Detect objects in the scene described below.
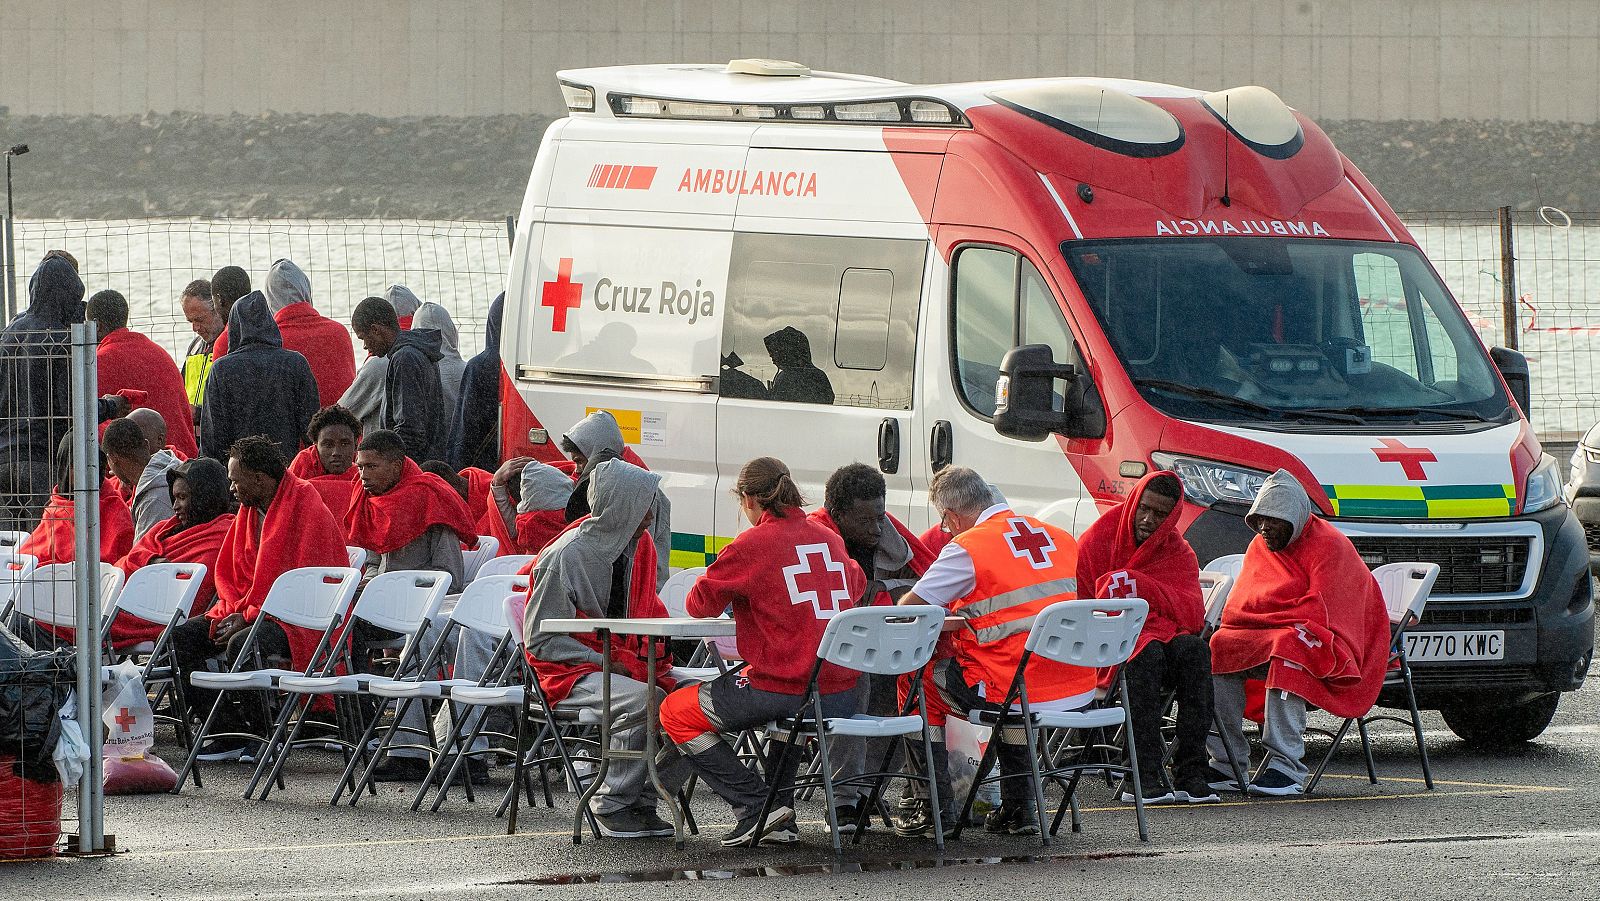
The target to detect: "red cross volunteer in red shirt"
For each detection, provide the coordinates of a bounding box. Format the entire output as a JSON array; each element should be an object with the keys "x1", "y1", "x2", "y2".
[{"x1": 892, "y1": 466, "x2": 1093, "y2": 838}]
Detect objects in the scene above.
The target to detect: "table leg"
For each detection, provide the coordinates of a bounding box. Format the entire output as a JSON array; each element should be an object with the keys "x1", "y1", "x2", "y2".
[
  {"x1": 572, "y1": 630, "x2": 613, "y2": 845},
  {"x1": 641, "y1": 636, "x2": 684, "y2": 848}
]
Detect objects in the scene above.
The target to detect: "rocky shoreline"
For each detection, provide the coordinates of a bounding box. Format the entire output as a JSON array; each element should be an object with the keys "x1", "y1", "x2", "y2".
[{"x1": 0, "y1": 111, "x2": 1594, "y2": 219}]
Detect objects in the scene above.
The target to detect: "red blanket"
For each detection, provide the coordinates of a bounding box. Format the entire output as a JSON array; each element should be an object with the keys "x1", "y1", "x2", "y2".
[
  {"x1": 22, "y1": 485, "x2": 134, "y2": 567},
  {"x1": 210, "y1": 472, "x2": 349, "y2": 670},
  {"x1": 111, "y1": 513, "x2": 234, "y2": 647},
  {"x1": 274, "y1": 304, "x2": 356, "y2": 408},
  {"x1": 289, "y1": 446, "x2": 360, "y2": 532},
  {"x1": 467, "y1": 463, "x2": 577, "y2": 557},
  {"x1": 808, "y1": 508, "x2": 936, "y2": 606},
  {"x1": 344, "y1": 458, "x2": 479, "y2": 554},
  {"x1": 212, "y1": 327, "x2": 228, "y2": 357},
  {"x1": 96, "y1": 328, "x2": 198, "y2": 457},
  {"x1": 1210, "y1": 516, "x2": 1391, "y2": 719}
]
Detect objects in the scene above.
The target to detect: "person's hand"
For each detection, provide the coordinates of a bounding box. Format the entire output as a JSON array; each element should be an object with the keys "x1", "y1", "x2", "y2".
[
  {"x1": 101, "y1": 394, "x2": 131, "y2": 418},
  {"x1": 492, "y1": 456, "x2": 535, "y2": 487},
  {"x1": 208, "y1": 613, "x2": 248, "y2": 644}
]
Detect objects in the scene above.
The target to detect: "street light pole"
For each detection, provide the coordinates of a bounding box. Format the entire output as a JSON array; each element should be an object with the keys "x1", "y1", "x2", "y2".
[{"x1": 4, "y1": 143, "x2": 29, "y2": 322}]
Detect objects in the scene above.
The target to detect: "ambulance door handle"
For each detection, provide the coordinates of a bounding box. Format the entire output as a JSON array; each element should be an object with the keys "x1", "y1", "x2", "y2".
[
  {"x1": 930, "y1": 420, "x2": 953, "y2": 472},
  {"x1": 878, "y1": 418, "x2": 901, "y2": 474}
]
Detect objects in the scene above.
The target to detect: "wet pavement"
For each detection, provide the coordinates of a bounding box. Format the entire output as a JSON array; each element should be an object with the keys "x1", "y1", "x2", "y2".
[{"x1": 7, "y1": 683, "x2": 1600, "y2": 900}]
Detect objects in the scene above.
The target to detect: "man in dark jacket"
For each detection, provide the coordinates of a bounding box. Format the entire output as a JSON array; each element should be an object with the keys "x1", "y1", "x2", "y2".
[
  {"x1": 198, "y1": 292, "x2": 320, "y2": 463},
  {"x1": 448, "y1": 291, "x2": 502, "y2": 470},
  {"x1": 351, "y1": 296, "x2": 446, "y2": 462}
]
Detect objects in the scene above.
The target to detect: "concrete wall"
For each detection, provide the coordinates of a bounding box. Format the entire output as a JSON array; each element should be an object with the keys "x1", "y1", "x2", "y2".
[{"x1": 2, "y1": 0, "x2": 1598, "y2": 121}]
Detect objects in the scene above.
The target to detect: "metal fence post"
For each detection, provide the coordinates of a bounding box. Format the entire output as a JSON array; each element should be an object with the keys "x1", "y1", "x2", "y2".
[
  {"x1": 2, "y1": 213, "x2": 14, "y2": 322},
  {"x1": 1497, "y1": 205, "x2": 1518, "y2": 350},
  {"x1": 69, "y1": 321, "x2": 104, "y2": 853}
]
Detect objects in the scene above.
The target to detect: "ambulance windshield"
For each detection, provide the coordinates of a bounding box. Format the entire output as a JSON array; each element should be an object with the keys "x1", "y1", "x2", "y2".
[{"x1": 1064, "y1": 238, "x2": 1514, "y2": 426}]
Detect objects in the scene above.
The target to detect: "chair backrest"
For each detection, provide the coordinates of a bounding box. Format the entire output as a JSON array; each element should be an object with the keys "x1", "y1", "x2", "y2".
[
  {"x1": 112, "y1": 562, "x2": 207, "y2": 626},
  {"x1": 461, "y1": 535, "x2": 500, "y2": 583},
  {"x1": 0, "y1": 530, "x2": 31, "y2": 553},
  {"x1": 474, "y1": 554, "x2": 537, "y2": 580},
  {"x1": 659, "y1": 566, "x2": 707, "y2": 618},
  {"x1": 815, "y1": 605, "x2": 944, "y2": 676},
  {"x1": 1025, "y1": 598, "x2": 1150, "y2": 668},
  {"x1": 351, "y1": 570, "x2": 453, "y2": 635},
  {"x1": 14, "y1": 562, "x2": 126, "y2": 628},
  {"x1": 450, "y1": 574, "x2": 530, "y2": 638},
  {"x1": 257, "y1": 566, "x2": 361, "y2": 631},
  {"x1": 1369, "y1": 562, "x2": 1439, "y2": 625},
  {"x1": 346, "y1": 546, "x2": 368, "y2": 571},
  {"x1": 1198, "y1": 570, "x2": 1234, "y2": 628}
]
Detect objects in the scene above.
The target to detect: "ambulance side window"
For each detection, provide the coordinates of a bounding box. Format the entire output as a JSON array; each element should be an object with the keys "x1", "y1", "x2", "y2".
[{"x1": 952, "y1": 247, "x2": 1018, "y2": 416}]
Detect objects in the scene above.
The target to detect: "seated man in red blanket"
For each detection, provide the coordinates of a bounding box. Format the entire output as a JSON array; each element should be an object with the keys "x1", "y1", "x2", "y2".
[
  {"x1": 168, "y1": 436, "x2": 348, "y2": 761},
  {"x1": 112, "y1": 458, "x2": 234, "y2": 648},
  {"x1": 1207, "y1": 469, "x2": 1390, "y2": 797},
  {"x1": 288, "y1": 405, "x2": 363, "y2": 527},
  {"x1": 1076, "y1": 471, "x2": 1214, "y2": 805},
  {"x1": 22, "y1": 430, "x2": 134, "y2": 568}
]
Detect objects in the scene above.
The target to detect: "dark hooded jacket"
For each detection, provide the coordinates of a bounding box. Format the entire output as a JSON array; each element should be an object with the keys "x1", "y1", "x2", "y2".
[
  {"x1": 0, "y1": 257, "x2": 87, "y2": 467},
  {"x1": 764, "y1": 326, "x2": 834, "y2": 404},
  {"x1": 198, "y1": 291, "x2": 321, "y2": 463},
  {"x1": 449, "y1": 292, "x2": 503, "y2": 470},
  {"x1": 384, "y1": 326, "x2": 448, "y2": 462}
]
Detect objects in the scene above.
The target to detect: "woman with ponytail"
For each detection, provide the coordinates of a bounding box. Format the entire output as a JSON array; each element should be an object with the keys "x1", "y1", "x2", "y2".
[{"x1": 659, "y1": 456, "x2": 866, "y2": 846}]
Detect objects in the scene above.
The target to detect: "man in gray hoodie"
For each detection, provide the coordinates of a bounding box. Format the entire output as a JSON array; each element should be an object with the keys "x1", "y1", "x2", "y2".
[
  {"x1": 101, "y1": 416, "x2": 181, "y2": 541},
  {"x1": 561, "y1": 411, "x2": 672, "y2": 590},
  {"x1": 413, "y1": 302, "x2": 466, "y2": 420},
  {"x1": 523, "y1": 459, "x2": 674, "y2": 839}
]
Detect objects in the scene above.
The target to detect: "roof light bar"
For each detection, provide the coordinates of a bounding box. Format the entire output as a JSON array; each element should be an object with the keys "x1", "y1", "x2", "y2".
[{"x1": 604, "y1": 93, "x2": 968, "y2": 127}]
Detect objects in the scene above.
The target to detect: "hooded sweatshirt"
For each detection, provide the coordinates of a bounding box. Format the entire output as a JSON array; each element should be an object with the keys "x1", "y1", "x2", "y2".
[
  {"x1": 763, "y1": 326, "x2": 834, "y2": 404},
  {"x1": 513, "y1": 460, "x2": 575, "y2": 555},
  {"x1": 198, "y1": 292, "x2": 321, "y2": 463},
  {"x1": 96, "y1": 327, "x2": 199, "y2": 458},
  {"x1": 266, "y1": 259, "x2": 356, "y2": 407},
  {"x1": 562, "y1": 410, "x2": 671, "y2": 588},
  {"x1": 523, "y1": 459, "x2": 669, "y2": 703},
  {"x1": 384, "y1": 327, "x2": 448, "y2": 462},
  {"x1": 413, "y1": 302, "x2": 466, "y2": 418},
  {"x1": 128, "y1": 448, "x2": 184, "y2": 541},
  {"x1": 449, "y1": 292, "x2": 503, "y2": 470},
  {"x1": 1210, "y1": 469, "x2": 1392, "y2": 719},
  {"x1": 383, "y1": 284, "x2": 421, "y2": 330},
  {"x1": 0, "y1": 257, "x2": 85, "y2": 470},
  {"x1": 339, "y1": 356, "x2": 388, "y2": 438}
]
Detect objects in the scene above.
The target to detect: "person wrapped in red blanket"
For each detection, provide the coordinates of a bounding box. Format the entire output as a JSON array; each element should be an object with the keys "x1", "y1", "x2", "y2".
[
  {"x1": 288, "y1": 405, "x2": 364, "y2": 529},
  {"x1": 1207, "y1": 468, "x2": 1390, "y2": 797},
  {"x1": 1076, "y1": 471, "x2": 1214, "y2": 805},
  {"x1": 166, "y1": 436, "x2": 348, "y2": 762},
  {"x1": 476, "y1": 456, "x2": 576, "y2": 557},
  {"x1": 112, "y1": 458, "x2": 234, "y2": 648},
  {"x1": 521, "y1": 458, "x2": 675, "y2": 839},
  {"x1": 88, "y1": 290, "x2": 199, "y2": 458}
]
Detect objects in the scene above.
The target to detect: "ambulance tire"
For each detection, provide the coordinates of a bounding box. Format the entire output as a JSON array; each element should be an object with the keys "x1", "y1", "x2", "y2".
[{"x1": 1439, "y1": 692, "x2": 1560, "y2": 747}]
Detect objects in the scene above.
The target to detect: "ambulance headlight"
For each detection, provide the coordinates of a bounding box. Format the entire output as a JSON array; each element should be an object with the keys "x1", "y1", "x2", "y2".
[
  {"x1": 1523, "y1": 454, "x2": 1564, "y2": 514},
  {"x1": 1150, "y1": 453, "x2": 1271, "y2": 507}
]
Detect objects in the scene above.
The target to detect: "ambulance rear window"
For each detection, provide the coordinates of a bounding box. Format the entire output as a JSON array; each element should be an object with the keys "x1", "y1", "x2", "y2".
[{"x1": 987, "y1": 84, "x2": 1184, "y2": 158}]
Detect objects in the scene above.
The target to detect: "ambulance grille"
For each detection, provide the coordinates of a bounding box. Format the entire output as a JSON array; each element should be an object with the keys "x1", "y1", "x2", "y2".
[
  {"x1": 1349, "y1": 536, "x2": 1530, "y2": 596},
  {"x1": 1583, "y1": 521, "x2": 1600, "y2": 553}
]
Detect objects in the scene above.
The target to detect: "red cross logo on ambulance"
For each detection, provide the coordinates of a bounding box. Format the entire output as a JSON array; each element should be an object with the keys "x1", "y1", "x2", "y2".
[
  {"x1": 541, "y1": 258, "x2": 583, "y2": 333},
  {"x1": 784, "y1": 543, "x2": 852, "y2": 620},
  {"x1": 1003, "y1": 518, "x2": 1056, "y2": 570}
]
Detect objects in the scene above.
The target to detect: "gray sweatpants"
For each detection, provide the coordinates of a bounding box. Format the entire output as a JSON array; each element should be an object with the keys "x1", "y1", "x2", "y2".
[
  {"x1": 1207, "y1": 671, "x2": 1309, "y2": 785},
  {"x1": 389, "y1": 615, "x2": 503, "y2": 759},
  {"x1": 557, "y1": 672, "x2": 663, "y2": 815}
]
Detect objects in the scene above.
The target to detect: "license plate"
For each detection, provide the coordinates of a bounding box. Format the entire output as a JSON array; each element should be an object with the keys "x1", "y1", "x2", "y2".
[{"x1": 1404, "y1": 630, "x2": 1505, "y2": 662}]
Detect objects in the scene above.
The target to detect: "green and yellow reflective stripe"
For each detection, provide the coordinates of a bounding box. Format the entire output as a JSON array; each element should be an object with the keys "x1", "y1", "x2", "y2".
[
  {"x1": 1322, "y1": 484, "x2": 1515, "y2": 519},
  {"x1": 668, "y1": 532, "x2": 736, "y2": 569}
]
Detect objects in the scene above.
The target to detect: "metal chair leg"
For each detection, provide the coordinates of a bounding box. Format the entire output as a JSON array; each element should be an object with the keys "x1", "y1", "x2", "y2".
[{"x1": 1356, "y1": 717, "x2": 1379, "y2": 784}]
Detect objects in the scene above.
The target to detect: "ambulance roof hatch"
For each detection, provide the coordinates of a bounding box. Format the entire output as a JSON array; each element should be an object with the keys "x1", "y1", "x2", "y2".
[
  {"x1": 986, "y1": 82, "x2": 1184, "y2": 158},
  {"x1": 1201, "y1": 86, "x2": 1304, "y2": 159},
  {"x1": 725, "y1": 58, "x2": 811, "y2": 77}
]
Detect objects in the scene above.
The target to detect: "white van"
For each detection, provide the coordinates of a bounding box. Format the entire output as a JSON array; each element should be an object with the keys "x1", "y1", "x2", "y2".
[{"x1": 500, "y1": 61, "x2": 1592, "y2": 742}]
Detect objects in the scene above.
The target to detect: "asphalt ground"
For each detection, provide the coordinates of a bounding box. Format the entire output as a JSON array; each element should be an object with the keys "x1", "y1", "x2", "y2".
[{"x1": 7, "y1": 683, "x2": 1600, "y2": 901}]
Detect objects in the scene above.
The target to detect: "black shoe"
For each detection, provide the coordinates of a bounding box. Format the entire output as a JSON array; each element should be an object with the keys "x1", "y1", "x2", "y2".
[
  {"x1": 195, "y1": 736, "x2": 259, "y2": 763},
  {"x1": 984, "y1": 802, "x2": 1041, "y2": 835},
  {"x1": 464, "y1": 757, "x2": 490, "y2": 786},
  {"x1": 1247, "y1": 768, "x2": 1304, "y2": 797},
  {"x1": 833, "y1": 800, "x2": 870, "y2": 835},
  {"x1": 721, "y1": 805, "x2": 795, "y2": 847},
  {"x1": 1205, "y1": 764, "x2": 1244, "y2": 792},
  {"x1": 369, "y1": 756, "x2": 432, "y2": 782},
  {"x1": 1174, "y1": 774, "x2": 1221, "y2": 803},
  {"x1": 894, "y1": 801, "x2": 958, "y2": 838},
  {"x1": 1118, "y1": 777, "x2": 1177, "y2": 805},
  {"x1": 596, "y1": 807, "x2": 676, "y2": 839}
]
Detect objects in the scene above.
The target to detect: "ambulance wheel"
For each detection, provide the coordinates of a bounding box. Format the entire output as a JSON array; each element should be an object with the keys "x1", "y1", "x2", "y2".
[{"x1": 1440, "y1": 692, "x2": 1559, "y2": 746}]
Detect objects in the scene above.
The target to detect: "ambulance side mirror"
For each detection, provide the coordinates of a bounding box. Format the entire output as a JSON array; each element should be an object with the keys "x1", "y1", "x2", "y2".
[
  {"x1": 1491, "y1": 346, "x2": 1531, "y2": 417},
  {"x1": 994, "y1": 343, "x2": 1092, "y2": 441}
]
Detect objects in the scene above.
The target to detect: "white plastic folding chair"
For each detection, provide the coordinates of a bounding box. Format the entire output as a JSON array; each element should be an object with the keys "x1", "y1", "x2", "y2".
[
  {"x1": 1305, "y1": 562, "x2": 1439, "y2": 793},
  {"x1": 955, "y1": 598, "x2": 1151, "y2": 846},
  {"x1": 101, "y1": 563, "x2": 207, "y2": 750},
  {"x1": 1200, "y1": 553, "x2": 1251, "y2": 790},
  {"x1": 754, "y1": 605, "x2": 947, "y2": 855},
  {"x1": 250, "y1": 569, "x2": 454, "y2": 800},
  {"x1": 173, "y1": 566, "x2": 360, "y2": 792},
  {"x1": 0, "y1": 552, "x2": 37, "y2": 626},
  {"x1": 1198, "y1": 569, "x2": 1235, "y2": 637},
  {"x1": 0, "y1": 530, "x2": 32, "y2": 554},
  {"x1": 11, "y1": 561, "x2": 126, "y2": 645},
  {"x1": 461, "y1": 535, "x2": 501, "y2": 584},
  {"x1": 656, "y1": 567, "x2": 725, "y2": 683},
  {"x1": 474, "y1": 554, "x2": 537, "y2": 580},
  {"x1": 346, "y1": 546, "x2": 368, "y2": 571}
]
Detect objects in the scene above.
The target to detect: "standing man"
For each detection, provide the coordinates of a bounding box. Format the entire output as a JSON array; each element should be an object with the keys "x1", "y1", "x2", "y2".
[
  {"x1": 208, "y1": 266, "x2": 252, "y2": 359},
  {"x1": 264, "y1": 259, "x2": 356, "y2": 407},
  {"x1": 180, "y1": 279, "x2": 221, "y2": 417},
  {"x1": 448, "y1": 292, "x2": 503, "y2": 471},
  {"x1": 199, "y1": 292, "x2": 320, "y2": 463},
  {"x1": 89, "y1": 289, "x2": 199, "y2": 458},
  {"x1": 1075, "y1": 471, "x2": 1215, "y2": 804},
  {"x1": 350, "y1": 296, "x2": 447, "y2": 462},
  {"x1": 895, "y1": 466, "x2": 1094, "y2": 836}
]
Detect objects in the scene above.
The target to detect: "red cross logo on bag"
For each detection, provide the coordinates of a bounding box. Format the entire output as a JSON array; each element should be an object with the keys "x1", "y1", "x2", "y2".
[
  {"x1": 1003, "y1": 518, "x2": 1056, "y2": 570},
  {"x1": 114, "y1": 707, "x2": 136, "y2": 733},
  {"x1": 783, "y1": 543, "x2": 852, "y2": 620}
]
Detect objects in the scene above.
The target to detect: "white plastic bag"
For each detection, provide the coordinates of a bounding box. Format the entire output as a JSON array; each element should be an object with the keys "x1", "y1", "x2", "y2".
[
  {"x1": 101, "y1": 661, "x2": 154, "y2": 759},
  {"x1": 946, "y1": 715, "x2": 1000, "y2": 807},
  {"x1": 52, "y1": 692, "x2": 88, "y2": 788}
]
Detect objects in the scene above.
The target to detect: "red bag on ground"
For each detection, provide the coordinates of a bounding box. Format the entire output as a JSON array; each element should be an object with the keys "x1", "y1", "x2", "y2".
[
  {"x1": 101, "y1": 661, "x2": 177, "y2": 794},
  {"x1": 0, "y1": 757, "x2": 62, "y2": 859},
  {"x1": 103, "y1": 753, "x2": 177, "y2": 795}
]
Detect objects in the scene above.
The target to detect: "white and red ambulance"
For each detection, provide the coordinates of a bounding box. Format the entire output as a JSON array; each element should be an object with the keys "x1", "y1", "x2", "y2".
[{"x1": 499, "y1": 60, "x2": 1591, "y2": 741}]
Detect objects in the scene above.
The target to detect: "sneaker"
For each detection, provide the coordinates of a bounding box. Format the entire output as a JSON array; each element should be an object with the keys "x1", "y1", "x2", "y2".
[
  {"x1": 984, "y1": 802, "x2": 1041, "y2": 835},
  {"x1": 893, "y1": 801, "x2": 959, "y2": 838},
  {"x1": 721, "y1": 805, "x2": 795, "y2": 847},
  {"x1": 1174, "y1": 774, "x2": 1221, "y2": 804},
  {"x1": 1205, "y1": 764, "x2": 1244, "y2": 792},
  {"x1": 766, "y1": 820, "x2": 800, "y2": 843},
  {"x1": 369, "y1": 755, "x2": 432, "y2": 782},
  {"x1": 596, "y1": 806, "x2": 676, "y2": 839},
  {"x1": 1247, "y1": 768, "x2": 1304, "y2": 797},
  {"x1": 833, "y1": 799, "x2": 869, "y2": 835},
  {"x1": 195, "y1": 736, "x2": 258, "y2": 763},
  {"x1": 1118, "y1": 778, "x2": 1177, "y2": 805}
]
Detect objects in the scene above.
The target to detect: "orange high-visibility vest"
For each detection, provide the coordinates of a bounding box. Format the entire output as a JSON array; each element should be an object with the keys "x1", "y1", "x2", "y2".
[{"x1": 950, "y1": 510, "x2": 1095, "y2": 704}]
